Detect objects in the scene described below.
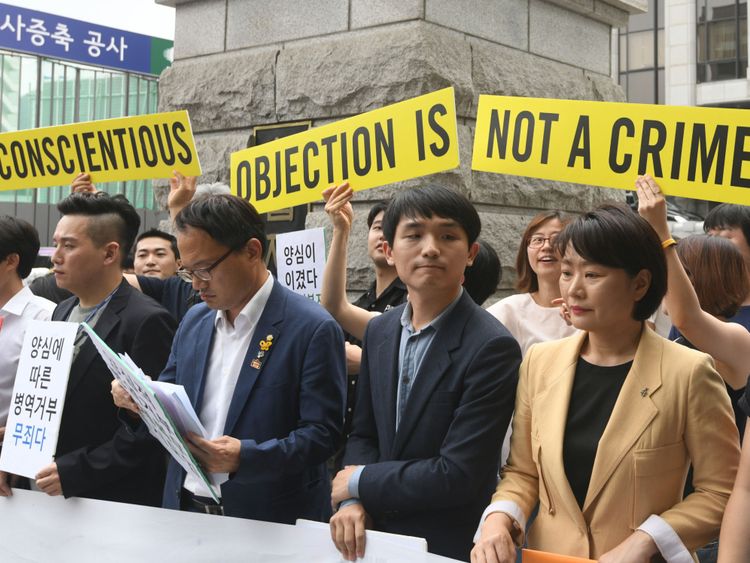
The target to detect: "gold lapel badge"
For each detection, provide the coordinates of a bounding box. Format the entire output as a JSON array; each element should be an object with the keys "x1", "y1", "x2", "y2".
[{"x1": 252, "y1": 334, "x2": 275, "y2": 369}]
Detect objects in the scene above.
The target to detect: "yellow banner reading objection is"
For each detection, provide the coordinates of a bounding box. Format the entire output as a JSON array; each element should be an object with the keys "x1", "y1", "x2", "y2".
[
  {"x1": 0, "y1": 110, "x2": 201, "y2": 192},
  {"x1": 231, "y1": 87, "x2": 459, "y2": 214},
  {"x1": 472, "y1": 95, "x2": 750, "y2": 206}
]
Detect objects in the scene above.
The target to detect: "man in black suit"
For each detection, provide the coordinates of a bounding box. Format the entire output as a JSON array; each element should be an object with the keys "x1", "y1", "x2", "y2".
[
  {"x1": 329, "y1": 185, "x2": 521, "y2": 561},
  {"x1": 34, "y1": 192, "x2": 176, "y2": 505}
]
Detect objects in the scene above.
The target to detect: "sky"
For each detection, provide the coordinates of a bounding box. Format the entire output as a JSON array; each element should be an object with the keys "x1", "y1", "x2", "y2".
[{"x1": 1, "y1": 0, "x2": 175, "y2": 39}]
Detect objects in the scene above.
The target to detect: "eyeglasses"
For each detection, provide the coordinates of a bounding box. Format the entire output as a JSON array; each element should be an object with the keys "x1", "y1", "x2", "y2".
[
  {"x1": 528, "y1": 234, "x2": 558, "y2": 249},
  {"x1": 176, "y1": 247, "x2": 234, "y2": 282}
]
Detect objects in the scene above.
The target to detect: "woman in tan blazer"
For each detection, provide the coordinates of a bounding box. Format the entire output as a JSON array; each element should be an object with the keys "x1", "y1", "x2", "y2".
[{"x1": 472, "y1": 204, "x2": 740, "y2": 563}]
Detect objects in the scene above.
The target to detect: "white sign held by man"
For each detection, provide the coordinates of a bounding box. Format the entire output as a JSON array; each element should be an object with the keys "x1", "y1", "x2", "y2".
[
  {"x1": 0, "y1": 320, "x2": 78, "y2": 478},
  {"x1": 276, "y1": 227, "x2": 327, "y2": 303}
]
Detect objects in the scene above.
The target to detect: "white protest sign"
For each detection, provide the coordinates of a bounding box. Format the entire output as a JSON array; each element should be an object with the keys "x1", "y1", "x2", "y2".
[
  {"x1": 81, "y1": 323, "x2": 220, "y2": 503},
  {"x1": 276, "y1": 227, "x2": 326, "y2": 303},
  {"x1": 0, "y1": 320, "x2": 78, "y2": 478}
]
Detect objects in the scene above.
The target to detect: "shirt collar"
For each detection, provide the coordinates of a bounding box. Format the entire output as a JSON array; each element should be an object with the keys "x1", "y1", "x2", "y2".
[
  {"x1": 1, "y1": 286, "x2": 34, "y2": 316},
  {"x1": 400, "y1": 287, "x2": 463, "y2": 332},
  {"x1": 215, "y1": 272, "x2": 275, "y2": 331}
]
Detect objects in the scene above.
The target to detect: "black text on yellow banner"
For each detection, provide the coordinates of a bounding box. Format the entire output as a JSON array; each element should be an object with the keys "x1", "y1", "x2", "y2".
[
  {"x1": 472, "y1": 95, "x2": 750, "y2": 205},
  {"x1": 0, "y1": 110, "x2": 201, "y2": 192},
  {"x1": 231, "y1": 88, "x2": 459, "y2": 214}
]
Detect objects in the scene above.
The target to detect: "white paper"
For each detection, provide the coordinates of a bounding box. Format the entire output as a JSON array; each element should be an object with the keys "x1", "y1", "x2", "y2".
[
  {"x1": 148, "y1": 380, "x2": 229, "y2": 488},
  {"x1": 276, "y1": 227, "x2": 327, "y2": 303},
  {"x1": 81, "y1": 323, "x2": 220, "y2": 503},
  {"x1": 296, "y1": 519, "x2": 429, "y2": 552},
  {"x1": 0, "y1": 490, "x2": 456, "y2": 562},
  {"x1": 0, "y1": 320, "x2": 78, "y2": 479}
]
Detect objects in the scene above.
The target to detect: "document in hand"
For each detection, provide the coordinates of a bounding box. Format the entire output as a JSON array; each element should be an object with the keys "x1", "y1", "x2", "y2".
[
  {"x1": 522, "y1": 549, "x2": 596, "y2": 562},
  {"x1": 82, "y1": 323, "x2": 220, "y2": 503}
]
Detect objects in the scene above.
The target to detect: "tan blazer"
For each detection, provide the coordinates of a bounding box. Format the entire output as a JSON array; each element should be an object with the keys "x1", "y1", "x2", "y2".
[{"x1": 493, "y1": 326, "x2": 740, "y2": 560}]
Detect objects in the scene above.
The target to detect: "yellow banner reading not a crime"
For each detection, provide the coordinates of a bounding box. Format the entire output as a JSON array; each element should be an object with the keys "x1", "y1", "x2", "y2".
[
  {"x1": 472, "y1": 95, "x2": 750, "y2": 206},
  {"x1": 231, "y1": 87, "x2": 459, "y2": 214},
  {"x1": 0, "y1": 110, "x2": 201, "y2": 192}
]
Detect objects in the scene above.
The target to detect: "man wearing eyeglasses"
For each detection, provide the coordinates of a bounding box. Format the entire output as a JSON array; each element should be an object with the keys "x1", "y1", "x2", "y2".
[{"x1": 113, "y1": 193, "x2": 346, "y2": 524}]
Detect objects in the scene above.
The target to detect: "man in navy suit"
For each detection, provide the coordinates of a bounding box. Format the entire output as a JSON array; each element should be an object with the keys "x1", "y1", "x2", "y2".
[
  {"x1": 329, "y1": 185, "x2": 521, "y2": 562},
  {"x1": 114, "y1": 193, "x2": 345, "y2": 523}
]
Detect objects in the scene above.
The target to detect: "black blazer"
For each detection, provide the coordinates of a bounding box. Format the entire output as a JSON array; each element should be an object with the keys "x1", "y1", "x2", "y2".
[
  {"x1": 343, "y1": 290, "x2": 521, "y2": 561},
  {"x1": 52, "y1": 279, "x2": 177, "y2": 506}
]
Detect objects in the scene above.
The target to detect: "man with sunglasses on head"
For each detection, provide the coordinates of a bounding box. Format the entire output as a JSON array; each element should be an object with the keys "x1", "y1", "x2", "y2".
[{"x1": 113, "y1": 193, "x2": 346, "y2": 524}]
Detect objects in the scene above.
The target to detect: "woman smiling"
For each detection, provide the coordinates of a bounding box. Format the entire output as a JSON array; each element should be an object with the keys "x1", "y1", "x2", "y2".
[{"x1": 487, "y1": 211, "x2": 577, "y2": 356}]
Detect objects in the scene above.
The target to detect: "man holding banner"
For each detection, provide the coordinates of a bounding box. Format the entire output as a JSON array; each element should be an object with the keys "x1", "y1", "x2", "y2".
[
  {"x1": 113, "y1": 193, "x2": 346, "y2": 523},
  {"x1": 34, "y1": 192, "x2": 177, "y2": 504}
]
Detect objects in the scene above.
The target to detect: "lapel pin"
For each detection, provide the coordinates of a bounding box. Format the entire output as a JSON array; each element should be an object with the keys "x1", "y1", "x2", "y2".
[
  {"x1": 253, "y1": 334, "x2": 275, "y2": 369},
  {"x1": 640, "y1": 387, "x2": 649, "y2": 397}
]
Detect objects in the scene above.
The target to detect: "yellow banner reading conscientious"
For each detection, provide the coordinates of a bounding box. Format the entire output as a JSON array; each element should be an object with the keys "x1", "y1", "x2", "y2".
[
  {"x1": 231, "y1": 87, "x2": 459, "y2": 214},
  {"x1": 0, "y1": 110, "x2": 201, "y2": 192},
  {"x1": 472, "y1": 95, "x2": 750, "y2": 205}
]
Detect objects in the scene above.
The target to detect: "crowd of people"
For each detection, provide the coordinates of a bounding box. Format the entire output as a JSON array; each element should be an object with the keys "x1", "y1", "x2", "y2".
[{"x1": 0, "y1": 169, "x2": 749, "y2": 563}]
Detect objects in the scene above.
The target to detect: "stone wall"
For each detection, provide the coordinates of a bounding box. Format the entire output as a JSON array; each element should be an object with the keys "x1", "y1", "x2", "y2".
[{"x1": 157, "y1": 0, "x2": 644, "y2": 300}]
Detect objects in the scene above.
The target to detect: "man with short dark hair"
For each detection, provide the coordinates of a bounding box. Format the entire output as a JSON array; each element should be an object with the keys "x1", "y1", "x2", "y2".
[
  {"x1": 25, "y1": 192, "x2": 177, "y2": 505},
  {"x1": 329, "y1": 185, "x2": 520, "y2": 562},
  {"x1": 0, "y1": 217, "x2": 55, "y2": 493},
  {"x1": 113, "y1": 193, "x2": 346, "y2": 523},
  {"x1": 134, "y1": 228, "x2": 181, "y2": 280}
]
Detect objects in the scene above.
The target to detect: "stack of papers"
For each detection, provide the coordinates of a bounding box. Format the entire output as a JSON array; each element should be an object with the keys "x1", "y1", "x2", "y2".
[{"x1": 82, "y1": 323, "x2": 221, "y2": 503}]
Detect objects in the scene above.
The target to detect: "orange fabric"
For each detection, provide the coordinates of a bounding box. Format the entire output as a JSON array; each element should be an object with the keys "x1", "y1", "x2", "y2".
[{"x1": 522, "y1": 548, "x2": 595, "y2": 562}]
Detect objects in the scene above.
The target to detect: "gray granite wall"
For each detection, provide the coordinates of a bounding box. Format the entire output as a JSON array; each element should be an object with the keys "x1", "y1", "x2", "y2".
[{"x1": 156, "y1": 0, "x2": 645, "y2": 299}]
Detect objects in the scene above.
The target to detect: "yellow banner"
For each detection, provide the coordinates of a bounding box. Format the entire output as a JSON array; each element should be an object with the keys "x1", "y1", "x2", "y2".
[
  {"x1": 472, "y1": 95, "x2": 750, "y2": 205},
  {"x1": 231, "y1": 87, "x2": 459, "y2": 214},
  {"x1": 0, "y1": 110, "x2": 201, "y2": 192}
]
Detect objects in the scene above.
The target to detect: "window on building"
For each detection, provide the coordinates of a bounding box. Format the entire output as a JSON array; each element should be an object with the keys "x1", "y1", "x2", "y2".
[
  {"x1": 0, "y1": 51, "x2": 162, "y2": 243},
  {"x1": 618, "y1": 0, "x2": 665, "y2": 104},
  {"x1": 697, "y1": 0, "x2": 748, "y2": 82}
]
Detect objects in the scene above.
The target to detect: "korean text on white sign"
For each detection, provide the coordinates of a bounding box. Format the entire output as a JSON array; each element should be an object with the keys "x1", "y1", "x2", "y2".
[
  {"x1": 276, "y1": 227, "x2": 327, "y2": 303},
  {"x1": 0, "y1": 320, "x2": 77, "y2": 479}
]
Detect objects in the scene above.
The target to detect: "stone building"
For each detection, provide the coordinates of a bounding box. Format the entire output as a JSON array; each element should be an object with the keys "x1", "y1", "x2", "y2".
[{"x1": 157, "y1": 0, "x2": 646, "y2": 298}]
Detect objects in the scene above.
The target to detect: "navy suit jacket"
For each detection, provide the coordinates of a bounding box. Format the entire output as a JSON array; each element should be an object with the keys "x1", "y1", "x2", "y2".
[
  {"x1": 343, "y1": 290, "x2": 521, "y2": 561},
  {"x1": 160, "y1": 280, "x2": 346, "y2": 523},
  {"x1": 53, "y1": 279, "x2": 177, "y2": 505}
]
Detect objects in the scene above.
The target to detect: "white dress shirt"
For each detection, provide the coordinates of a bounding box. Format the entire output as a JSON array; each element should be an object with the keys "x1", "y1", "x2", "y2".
[
  {"x1": 183, "y1": 273, "x2": 274, "y2": 498},
  {"x1": 0, "y1": 286, "x2": 56, "y2": 426}
]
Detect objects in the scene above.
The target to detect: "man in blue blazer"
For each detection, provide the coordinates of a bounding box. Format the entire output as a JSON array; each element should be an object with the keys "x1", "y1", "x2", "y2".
[
  {"x1": 329, "y1": 185, "x2": 521, "y2": 562},
  {"x1": 115, "y1": 193, "x2": 345, "y2": 524}
]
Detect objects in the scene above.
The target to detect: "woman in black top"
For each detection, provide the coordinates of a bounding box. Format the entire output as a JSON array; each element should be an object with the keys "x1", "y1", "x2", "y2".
[{"x1": 473, "y1": 202, "x2": 739, "y2": 563}]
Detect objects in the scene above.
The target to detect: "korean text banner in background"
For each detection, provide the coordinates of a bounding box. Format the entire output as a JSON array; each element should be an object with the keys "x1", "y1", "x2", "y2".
[
  {"x1": 0, "y1": 2, "x2": 173, "y2": 76},
  {"x1": 472, "y1": 95, "x2": 750, "y2": 206},
  {"x1": 0, "y1": 110, "x2": 201, "y2": 192},
  {"x1": 0, "y1": 321, "x2": 78, "y2": 479},
  {"x1": 231, "y1": 87, "x2": 459, "y2": 214},
  {"x1": 276, "y1": 227, "x2": 327, "y2": 303}
]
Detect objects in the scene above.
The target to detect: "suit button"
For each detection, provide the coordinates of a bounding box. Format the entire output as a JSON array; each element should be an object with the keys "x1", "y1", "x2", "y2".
[{"x1": 549, "y1": 507, "x2": 555, "y2": 515}]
